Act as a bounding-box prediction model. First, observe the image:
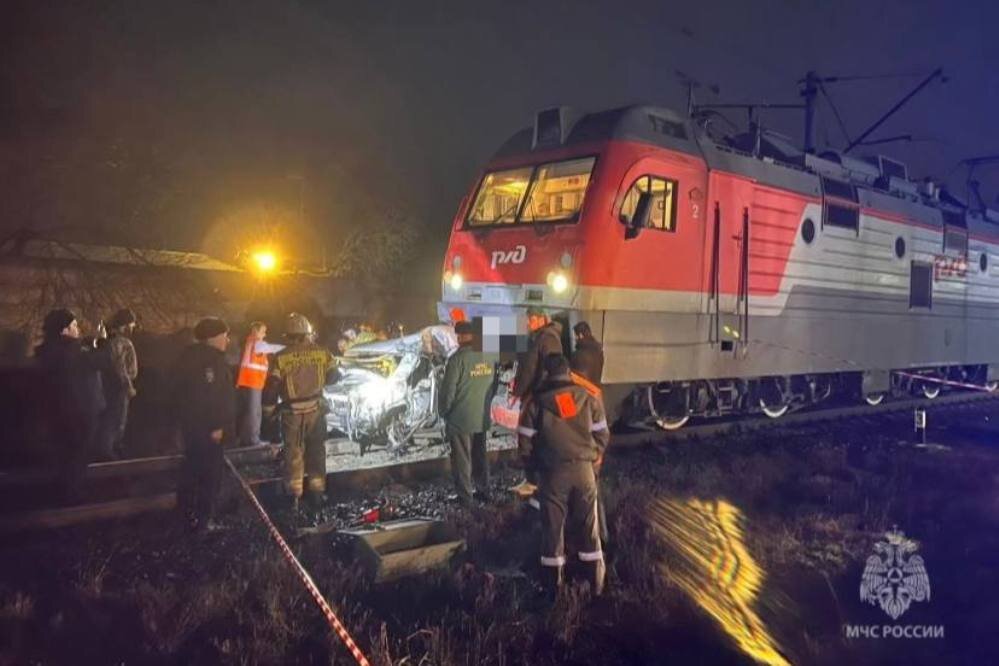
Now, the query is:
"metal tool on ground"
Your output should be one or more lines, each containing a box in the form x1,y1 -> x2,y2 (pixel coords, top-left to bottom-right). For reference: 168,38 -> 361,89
224,456 -> 371,666
340,518 -> 465,583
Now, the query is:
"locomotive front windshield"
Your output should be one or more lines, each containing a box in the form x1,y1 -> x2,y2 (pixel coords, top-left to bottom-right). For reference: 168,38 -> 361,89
466,156 -> 595,227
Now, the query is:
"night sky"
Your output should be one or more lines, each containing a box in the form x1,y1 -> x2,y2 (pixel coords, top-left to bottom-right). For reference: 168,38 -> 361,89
3,0 -> 998,290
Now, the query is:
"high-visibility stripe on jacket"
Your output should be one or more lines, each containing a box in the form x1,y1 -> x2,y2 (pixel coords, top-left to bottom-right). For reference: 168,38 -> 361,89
237,337 -> 270,389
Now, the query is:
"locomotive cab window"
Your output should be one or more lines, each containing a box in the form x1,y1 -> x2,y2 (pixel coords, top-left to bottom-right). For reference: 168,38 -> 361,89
466,157 -> 596,227
619,176 -> 678,232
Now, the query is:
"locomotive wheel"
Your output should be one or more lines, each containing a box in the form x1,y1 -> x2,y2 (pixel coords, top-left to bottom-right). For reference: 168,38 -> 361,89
920,382 -> 941,399
863,392 -> 886,406
656,414 -> 691,430
646,383 -> 690,430
759,399 -> 790,419
758,378 -> 791,419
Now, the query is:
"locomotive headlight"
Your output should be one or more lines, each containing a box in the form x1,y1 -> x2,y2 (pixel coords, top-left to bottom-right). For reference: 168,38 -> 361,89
548,271 -> 570,294
449,272 -> 464,291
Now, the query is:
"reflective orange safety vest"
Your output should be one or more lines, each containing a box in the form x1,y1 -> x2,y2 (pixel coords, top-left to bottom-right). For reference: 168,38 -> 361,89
237,337 -> 270,389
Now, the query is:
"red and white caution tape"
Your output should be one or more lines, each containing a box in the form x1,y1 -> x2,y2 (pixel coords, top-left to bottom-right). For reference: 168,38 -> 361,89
892,371 -> 996,392
225,457 -> 371,666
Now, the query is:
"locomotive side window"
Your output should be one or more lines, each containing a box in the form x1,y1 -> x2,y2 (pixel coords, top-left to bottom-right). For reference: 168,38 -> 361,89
910,261 -> 933,309
619,176 -> 678,232
824,204 -> 859,230
944,226 -> 968,254
821,177 -> 859,232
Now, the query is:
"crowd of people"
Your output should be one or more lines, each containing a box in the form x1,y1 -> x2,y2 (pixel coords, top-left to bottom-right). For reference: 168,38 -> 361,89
35,304 -> 608,596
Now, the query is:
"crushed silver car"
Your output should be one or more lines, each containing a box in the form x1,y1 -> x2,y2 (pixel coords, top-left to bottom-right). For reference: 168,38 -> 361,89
323,326 -> 459,455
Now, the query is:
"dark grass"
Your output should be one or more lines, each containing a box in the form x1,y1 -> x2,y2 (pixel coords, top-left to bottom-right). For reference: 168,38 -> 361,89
2,402 -> 999,665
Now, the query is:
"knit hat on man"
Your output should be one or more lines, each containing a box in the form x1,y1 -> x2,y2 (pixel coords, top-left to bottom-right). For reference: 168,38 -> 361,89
109,308 -> 137,329
43,308 -> 77,338
194,317 -> 229,341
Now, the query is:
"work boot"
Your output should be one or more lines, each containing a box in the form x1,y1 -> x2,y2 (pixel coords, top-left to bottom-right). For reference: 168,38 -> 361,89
304,491 -> 325,522
540,566 -> 564,601
583,559 -> 606,596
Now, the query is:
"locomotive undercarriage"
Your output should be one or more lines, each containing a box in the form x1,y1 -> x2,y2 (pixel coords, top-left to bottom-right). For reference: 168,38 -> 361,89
622,364 -> 998,430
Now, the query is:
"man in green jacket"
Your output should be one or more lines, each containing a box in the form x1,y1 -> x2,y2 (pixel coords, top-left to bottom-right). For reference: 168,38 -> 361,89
439,320 -> 498,507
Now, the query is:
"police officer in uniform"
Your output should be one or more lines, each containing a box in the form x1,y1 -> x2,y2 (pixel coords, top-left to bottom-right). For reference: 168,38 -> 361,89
271,313 -> 337,514
518,353 -> 610,597
171,317 -> 235,531
438,319 -> 498,506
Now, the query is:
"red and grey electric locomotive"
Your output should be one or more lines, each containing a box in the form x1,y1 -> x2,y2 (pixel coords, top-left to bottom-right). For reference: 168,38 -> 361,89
439,105 -> 999,427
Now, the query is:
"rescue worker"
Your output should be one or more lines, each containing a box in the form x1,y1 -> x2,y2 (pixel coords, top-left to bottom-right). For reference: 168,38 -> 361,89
35,309 -> 107,501
235,321 -> 285,447
171,317 -> 235,531
512,307 -> 564,402
271,312 -> 337,515
518,353 -> 610,597
511,306 -> 564,498
570,321 -> 604,387
95,307 -> 139,460
438,320 -> 498,507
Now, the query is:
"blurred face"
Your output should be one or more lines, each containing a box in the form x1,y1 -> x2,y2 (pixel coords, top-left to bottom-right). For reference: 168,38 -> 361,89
206,331 -> 230,351
63,320 -> 81,339
254,325 -> 267,340
528,315 -> 547,332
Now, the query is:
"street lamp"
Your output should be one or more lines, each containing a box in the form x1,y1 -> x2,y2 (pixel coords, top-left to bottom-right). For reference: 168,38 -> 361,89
252,249 -> 278,274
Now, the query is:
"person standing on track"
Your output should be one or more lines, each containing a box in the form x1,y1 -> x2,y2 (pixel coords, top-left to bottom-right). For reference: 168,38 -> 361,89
171,317 -> 236,532
235,321 -> 285,447
438,320 -> 498,507
271,313 -> 337,516
518,353 -> 610,598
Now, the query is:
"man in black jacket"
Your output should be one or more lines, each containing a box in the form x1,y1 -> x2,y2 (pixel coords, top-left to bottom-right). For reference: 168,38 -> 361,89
518,353 -> 610,597
172,317 -> 235,531
570,321 -> 604,387
35,309 -> 107,501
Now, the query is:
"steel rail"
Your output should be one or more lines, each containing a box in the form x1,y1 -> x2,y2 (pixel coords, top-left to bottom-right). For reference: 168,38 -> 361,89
610,390 -> 998,447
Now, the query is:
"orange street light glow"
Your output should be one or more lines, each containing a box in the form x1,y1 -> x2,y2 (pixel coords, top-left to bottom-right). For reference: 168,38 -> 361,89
253,250 -> 277,273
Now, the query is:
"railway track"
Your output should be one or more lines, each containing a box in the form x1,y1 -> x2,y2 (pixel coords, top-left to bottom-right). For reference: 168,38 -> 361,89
612,389 -> 999,447
1,390 -> 996,533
